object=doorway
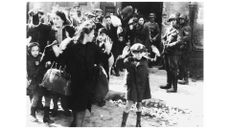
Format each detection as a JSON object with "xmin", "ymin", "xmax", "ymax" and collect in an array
[{"xmin": 121, "ymin": 2, "xmax": 163, "ymax": 29}]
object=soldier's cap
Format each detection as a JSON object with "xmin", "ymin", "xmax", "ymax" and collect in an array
[
  {"xmin": 130, "ymin": 43, "xmax": 147, "ymax": 53},
  {"xmin": 28, "ymin": 9, "xmax": 35, "ymax": 16},
  {"xmin": 37, "ymin": 9, "xmax": 44, "ymax": 15},
  {"xmin": 149, "ymin": 13, "xmax": 156, "ymax": 18},
  {"xmin": 94, "ymin": 8, "xmax": 103, "ymax": 12},
  {"xmin": 167, "ymin": 14, "xmax": 179, "ymax": 22},
  {"xmin": 86, "ymin": 12, "xmax": 96, "ymax": 17},
  {"xmin": 179, "ymin": 14, "xmax": 187, "ymax": 19}
]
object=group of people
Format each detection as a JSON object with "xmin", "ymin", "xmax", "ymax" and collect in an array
[{"xmin": 26, "ymin": 4, "xmax": 191, "ymax": 127}]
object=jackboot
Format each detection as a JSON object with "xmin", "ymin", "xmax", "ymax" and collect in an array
[
  {"xmin": 121, "ymin": 112, "xmax": 129, "ymax": 127},
  {"xmin": 43, "ymin": 107, "xmax": 54, "ymax": 124},
  {"xmin": 178, "ymin": 77, "xmax": 189, "ymax": 85},
  {"xmin": 136, "ymin": 112, "xmax": 141, "ymax": 127},
  {"xmin": 160, "ymin": 71, "xmax": 172, "ymax": 89},
  {"xmin": 167, "ymin": 76, "xmax": 177, "ymax": 93},
  {"xmin": 160, "ymin": 84, "xmax": 171, "ymax": 89},
  {"xmin": 30, "ymin": 106, "xmax": 38, "ymax": 121}
]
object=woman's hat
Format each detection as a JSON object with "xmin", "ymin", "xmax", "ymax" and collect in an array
[{"xmin": 130, "ymin": 43, "xmax": 147, "ymax": 53}]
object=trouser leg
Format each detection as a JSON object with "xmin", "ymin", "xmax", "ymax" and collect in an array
[
  {"xmin": 74, "ymin": 110, "xmax": 86, "ymax": 127},
  {"xmin": 160, "ymin": 55, "xmax": 172, "ymax": 89}
]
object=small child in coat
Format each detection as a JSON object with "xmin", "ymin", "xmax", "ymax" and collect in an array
[
  {"xmin": 27, "ymin": 42, "xmax": 43, "ymax": 121},
  {"xmin": 121, "ymin": 43, "xmax": 151, "ymax": 127}
]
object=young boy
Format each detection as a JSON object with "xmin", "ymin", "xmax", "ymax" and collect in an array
[
  {"xmin": 121, "ymin": 43, "xmax": 151, "ymax": 127},
  {"xmin": 27, "ymin": 42, "xmax": 43, "ymax": 121}
]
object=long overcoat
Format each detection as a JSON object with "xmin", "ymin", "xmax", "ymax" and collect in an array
[
  {"xmin": 61, "ymin": 41, "xmax": 111, "ymax": 111},
  {"xmin": 124, "ymin": 56, "xmax": 151, "ymax": 102}
]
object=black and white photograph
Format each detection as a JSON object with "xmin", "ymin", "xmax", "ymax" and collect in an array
[{"xmin": 25, "ymin": 1, "xmax": 204, "ymax": 127}]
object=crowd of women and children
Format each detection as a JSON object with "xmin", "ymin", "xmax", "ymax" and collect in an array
[{"xmin": 27, "ymin": 4, "xmax": 191, "ymax": 127}]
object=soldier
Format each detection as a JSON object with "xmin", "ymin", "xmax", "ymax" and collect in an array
[
  {"xmin": 144, "ymin": 13, "xmax": 161, "ymax": 67},
  {"xmin": 145, "ymin": 13, "xmax": 160, "ymax": 49},
  {"xmin": 160, "ymin": 14, "xmax": 183, "ymax": 93},
  {"xmin": 178, "ymin": 14, "xmax": 192, "ymax": 85}
]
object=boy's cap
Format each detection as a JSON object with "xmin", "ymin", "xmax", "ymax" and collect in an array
[{"xmin": 130, "ymin": 43, "xmax": 147, "ymax": 53}]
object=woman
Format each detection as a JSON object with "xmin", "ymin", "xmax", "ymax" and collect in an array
[
  {"xmin": 40, "ymin": 10, "xmax": 74, "ymax": 122},
  {"xmin": 61, "ymin": 21, "xmax": 112, "ymax": 127},
  {"xmin": 96, "ymin": 27, "xmax": 114, "ymax": 79},
  {"xmin": 134, "ymin": 16, "xmax": 151, "ymax": 51}
]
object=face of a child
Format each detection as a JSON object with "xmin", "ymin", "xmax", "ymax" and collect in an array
[
  {"xmin": 132, "ymin": 52, "xmax": 144, "ymax": 60},
  {"xmin": 105, "ymin": 17, "xmax": 112, "ymax": 25},
  {"xmin": 97, "ymin": 33, "xmax": 106, "ymax": 42},
  {"xmin": 138, "ymin": 18, "xmax": 144, "ymax": 25},
  {"xmin": 31, "ymin": 46, "xmax": 39, "ymax": 58}
]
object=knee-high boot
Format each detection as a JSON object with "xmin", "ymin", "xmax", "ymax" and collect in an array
[
  {"xmin": 30, "ymin": 106, "xmax": 37, "ymax": 119},
  {"xmin": 136, "ymin": 112, "xmax": 141, "ymax": 127},
  {"xmin": 121, "ymin": 112, "xmax": 129, "ymax": 127}
]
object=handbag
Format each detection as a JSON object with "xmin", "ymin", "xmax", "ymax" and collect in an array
[{"xmin": 40, "ymin": 62, "xmax": 71, "ymax": 96}]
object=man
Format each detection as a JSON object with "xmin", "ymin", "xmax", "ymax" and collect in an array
[
  {"xmin": 160, "ymin": 14, "xmax": 183, "ymax": 93},
  {"xmin": 178, "ymin": 14, "xmax": 192, "ymax": 85},
  {"xmin": 144, "ymin": 13, "xmax": 161, "ymax": 67},
  {"xmin": 145, "ymin": 13, "xmax": 160, "ymax": 49},
  {"xmin": 27, "ymin": 9, "xmax": 52, "ymax": 53}
]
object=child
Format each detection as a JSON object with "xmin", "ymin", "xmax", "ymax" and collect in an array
[
  {"xmin": 96, "ymin": 28, "xmax": 114, "ymax": 79},
  {"xmin": 121, "ymin": 43, "xmax": 151, "ymax": 127},
  {"xmin": 27, "ymin": 42, "xmax": 43, "ymax": 121}
]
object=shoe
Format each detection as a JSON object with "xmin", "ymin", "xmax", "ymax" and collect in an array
[
  {"xmin": 166, "ymin": 87, "xmax": 177, "ymax": 93},
  {"xmin": 51, "ymin": 108, "xmax": 58, "ymax": 117},
  {"xmin": 178, "ymin": 79, "xmax": 189, "ymax": 85},
  {"xmin": 30, "ymin": 106, "xmax": 38, "ymax": 121},
  {"xmin": 160, "ymin": 84, "xmax": 171, "ymax": 89},
  {"xmin": 69, "ymin": 121, "xmax": 76, "ymax": 127},
  {"xmin": 43, "ymin": 107, "xmax": 54, "ymax": 124}
]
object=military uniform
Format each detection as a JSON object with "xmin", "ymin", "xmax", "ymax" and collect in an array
[
  {"xmin": 160, "ymin": 14, "xmax": 183, "ymax": 92},
  {"xmin": 178, "ymin": 15, "xmax": 192, "ymax": 84}
]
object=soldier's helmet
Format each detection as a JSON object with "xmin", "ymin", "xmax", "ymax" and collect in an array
[
  {"xmin": 37, "ymin": 9, "xmax": 44, "ymax": 15},
  {"xmin": 130, "ymin": 43, "xmax": 147, "ymax": 53},
  {"xmin": 179, "ymin": 14, "xmax": 187, "ymax": 20},
  {"xmin": 167, "ymin": 13, "xmax": 179, "ymax": 22},
  {"xmin": 149, "ymin": 13, "xmax": 156, "ymax": 18}
]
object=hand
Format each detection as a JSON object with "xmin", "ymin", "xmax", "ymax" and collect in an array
[
  {"xmin": 165, "ymin": 44, "xmax": 172, "ymax": 48},
  {"xmin": 27, "ymin": 79, "xmax": 32, "ymax": 87},
  {"xmin": 104, "ymin": 36, "xmax": 113, "ymax": 54},
  {"xmin": 35, "ymin": 61, "xmax": 40, "ymax": 66},
  {"xmin": 60, "ymin": 37, "xmax": 72, "ymax": 51},
  {"xmin": 150, "ymin": 38, "xmax": 153, "ymax": 43},
  {"xmin": 121, "ymin": 48, "xmax": 130, "ymax": 58},
  {"xmin": 45, "ymin": 61, "xmax": 51, "ymax": 68},
  {"xmin": 27, "ymin": 36, "xmax": 32, "ymax": 46}
]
